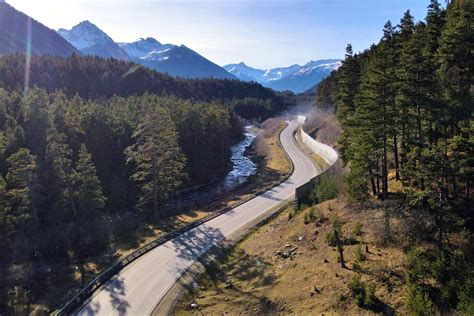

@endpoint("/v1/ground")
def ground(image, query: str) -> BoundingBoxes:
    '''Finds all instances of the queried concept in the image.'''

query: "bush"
[326,217,343,246]
[315,173,338,202]
[352,261,363,273]
[348,275,378,309]
[354,246,366,262]
[304,207,317,224]
[406,285,434,316]
[352,222,363,236]
[326,231,338,247]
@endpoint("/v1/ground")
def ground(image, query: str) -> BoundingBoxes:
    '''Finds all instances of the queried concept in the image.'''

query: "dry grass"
[175,198,409,315]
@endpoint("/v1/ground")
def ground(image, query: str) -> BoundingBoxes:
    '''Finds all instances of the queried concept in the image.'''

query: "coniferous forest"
[317,0,473,312]
[0,53,295,312]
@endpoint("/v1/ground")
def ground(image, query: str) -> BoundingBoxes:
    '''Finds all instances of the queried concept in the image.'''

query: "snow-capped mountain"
[58,21,129,60]
[119,37,174,60]
[224,59,341,93]
[58,21,235,80]
[119,37,235,79]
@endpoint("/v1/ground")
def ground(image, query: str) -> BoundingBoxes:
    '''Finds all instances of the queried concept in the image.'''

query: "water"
[222,126,257,190]
[170,126,257,210]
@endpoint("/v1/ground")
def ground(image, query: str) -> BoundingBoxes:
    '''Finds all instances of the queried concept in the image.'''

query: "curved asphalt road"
[77,120,319,315]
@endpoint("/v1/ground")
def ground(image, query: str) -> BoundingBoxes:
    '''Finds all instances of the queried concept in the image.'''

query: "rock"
[224,282,233,289]
[225,297,230,301]
[298,236,304,241]
[335,273,339,277]
[285,243,291,248]
[324,258,329,263]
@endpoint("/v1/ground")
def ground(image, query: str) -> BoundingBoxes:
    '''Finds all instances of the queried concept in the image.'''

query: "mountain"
[224,59,341,93]
[120,38,236,79]
[58,21,128,60]
[0,1,78,57]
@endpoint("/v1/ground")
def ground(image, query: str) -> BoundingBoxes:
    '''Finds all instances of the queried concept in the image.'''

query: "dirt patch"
[174,198,408,315]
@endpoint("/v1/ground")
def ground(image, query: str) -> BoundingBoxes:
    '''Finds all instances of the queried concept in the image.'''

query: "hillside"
[0,53,294,120]
[0,2,78,56]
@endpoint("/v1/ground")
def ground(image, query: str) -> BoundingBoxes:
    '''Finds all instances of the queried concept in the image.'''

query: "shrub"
[352,222,363,236]
[315,173,338,202]
[348,275,378,309]
[326,217,343,246]
[406,285,434,316]
[348,275,365,307]
[326,231,338,247]
[354,246,366,262]
[352,261,363,273]
[304,207,317,224]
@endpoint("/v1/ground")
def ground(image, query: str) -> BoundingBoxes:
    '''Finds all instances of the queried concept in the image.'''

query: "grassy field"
[174,197,409,315]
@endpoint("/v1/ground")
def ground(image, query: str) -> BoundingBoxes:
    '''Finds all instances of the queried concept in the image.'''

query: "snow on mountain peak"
[119,37,176,60]
[58,20,113,50]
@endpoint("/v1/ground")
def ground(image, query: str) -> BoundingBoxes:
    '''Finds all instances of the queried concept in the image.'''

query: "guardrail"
[295,116,339,204]
[55,122,295,315]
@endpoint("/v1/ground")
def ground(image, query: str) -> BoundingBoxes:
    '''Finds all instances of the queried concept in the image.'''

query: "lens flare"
[24,16,32,97]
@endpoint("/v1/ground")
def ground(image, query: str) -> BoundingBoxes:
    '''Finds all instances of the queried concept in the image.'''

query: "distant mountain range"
[224,60,341,93]
[0,1,338,92]
[0,1,78,56]
[58,21,235,80]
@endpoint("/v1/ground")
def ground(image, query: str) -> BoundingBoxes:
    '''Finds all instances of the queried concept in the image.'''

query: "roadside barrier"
[295,116,339,204]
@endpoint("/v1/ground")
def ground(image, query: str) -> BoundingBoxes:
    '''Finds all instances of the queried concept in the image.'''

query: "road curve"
[77,120,319,315]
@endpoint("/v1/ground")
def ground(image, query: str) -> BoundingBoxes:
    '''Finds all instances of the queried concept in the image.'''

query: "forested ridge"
[317,0,473,313]
[0,50,296,312]
[0,53,294,120]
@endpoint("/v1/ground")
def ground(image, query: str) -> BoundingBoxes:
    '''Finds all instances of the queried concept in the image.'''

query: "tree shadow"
[80,277,129,316]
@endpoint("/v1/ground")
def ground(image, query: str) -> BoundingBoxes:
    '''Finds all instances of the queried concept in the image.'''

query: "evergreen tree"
[125,104,187,217]
[336,44,360,163]
[73,143,106,220]
[5,148,39,228]
[44,128,77,220]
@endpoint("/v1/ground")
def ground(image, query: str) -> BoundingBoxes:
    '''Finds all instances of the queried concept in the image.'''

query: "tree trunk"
[334,229,346,269]
[393,133,400,181]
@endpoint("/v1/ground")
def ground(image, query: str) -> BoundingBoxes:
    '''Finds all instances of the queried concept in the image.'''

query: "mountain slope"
[120,37,236,79]
[58,21,128,60]
[0,2,78,57]
[224,59,341,93]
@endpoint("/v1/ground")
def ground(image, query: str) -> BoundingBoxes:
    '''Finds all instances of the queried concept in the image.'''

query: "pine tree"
[45,128,78,220]
[336,44,361,164]
[125,104,187,217]
[5,148,39,228]
[395,11,415,180]
[73,143,106,220]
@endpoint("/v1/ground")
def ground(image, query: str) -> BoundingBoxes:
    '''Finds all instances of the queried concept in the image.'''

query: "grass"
[174,198,408,315]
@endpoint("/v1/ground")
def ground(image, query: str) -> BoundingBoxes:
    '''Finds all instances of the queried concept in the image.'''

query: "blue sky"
[9,0,434,69]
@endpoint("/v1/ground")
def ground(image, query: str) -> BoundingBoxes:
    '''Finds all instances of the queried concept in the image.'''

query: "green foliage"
[303,207,317,225]
[406,285,435,316]
[348,275,378,309]
[352,222,363,236]
[317,3,473,312]
[326,217,343,246]
[314,172,338,202]
[354,246,366,262]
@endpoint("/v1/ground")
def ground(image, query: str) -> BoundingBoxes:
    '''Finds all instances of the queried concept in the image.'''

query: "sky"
[8,0,434,69]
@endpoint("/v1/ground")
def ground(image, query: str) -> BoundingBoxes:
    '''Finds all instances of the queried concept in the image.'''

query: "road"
[77,120,320,315]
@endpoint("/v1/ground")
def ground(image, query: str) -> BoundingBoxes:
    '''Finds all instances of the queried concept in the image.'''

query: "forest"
[0,54,295,312]
[317,0,473,313]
